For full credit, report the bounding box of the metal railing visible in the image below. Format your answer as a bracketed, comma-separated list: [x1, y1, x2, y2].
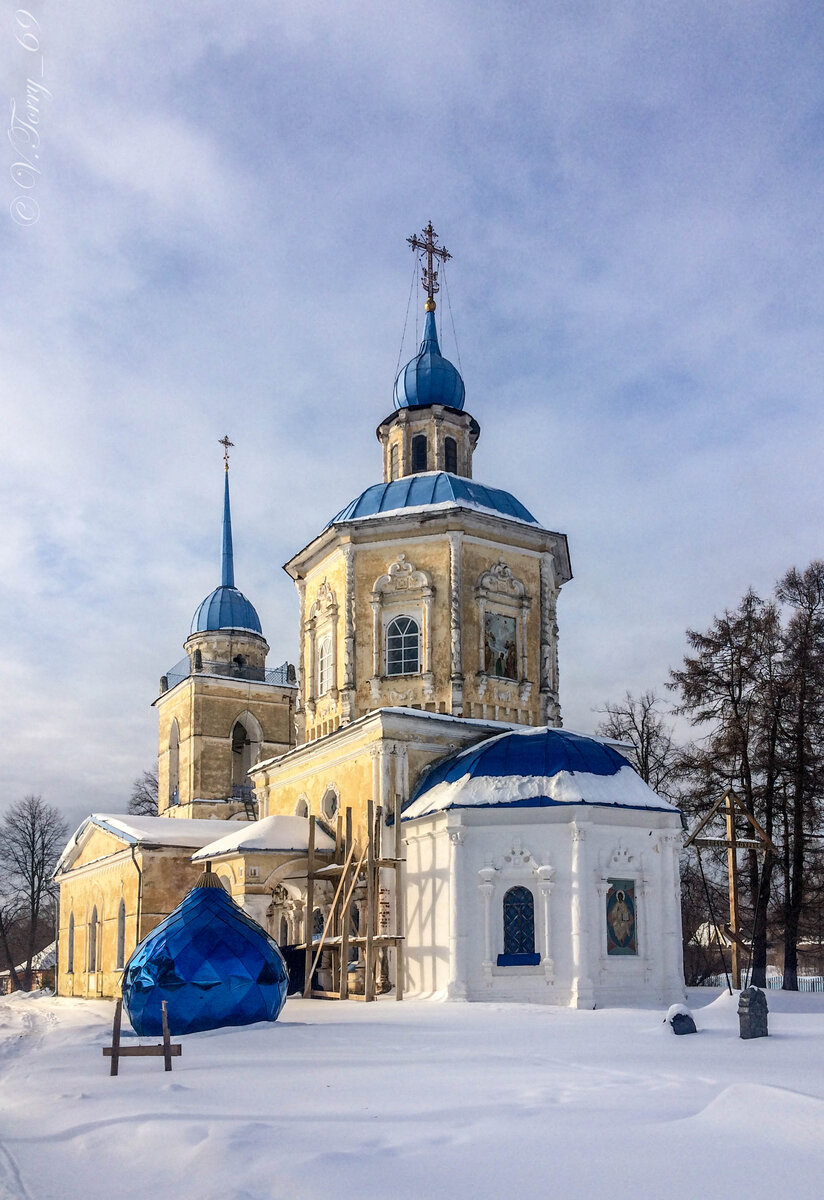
[700, 972, 824, 992]
[160, 657, 297, 693]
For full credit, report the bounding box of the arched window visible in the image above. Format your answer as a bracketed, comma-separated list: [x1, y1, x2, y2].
[278, 916, 289, 946]
[444, 436, 458, 474]
[67, 911, 75, 974]
[231, 720, 252, 789]
[317, 635, 333, 695]
[386, 615, 420, 676]
[88, 906, 99, 973]
[168, 720, 180, 806]
[321, 787, 339, 821]
[115, 899, 126, 970]
[295, 796, 309, 817]
[498, 886, 539, 965]
[390, 444, 399, 480]
[411, 434, 427, 473]
[312, 908, 324, 940]
[193, 648, 203, 671]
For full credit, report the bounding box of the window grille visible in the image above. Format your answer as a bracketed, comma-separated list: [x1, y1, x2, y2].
[502, 886, 536, 956]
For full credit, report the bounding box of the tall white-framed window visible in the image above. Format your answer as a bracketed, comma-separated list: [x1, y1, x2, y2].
[88, 906, 99, 973]
[385, 615, 420, 676]
[67, 911, 75, 974]
[370, 555, 434, 698]
[317, 635, 333, 695]
[390, 443, 399, 480]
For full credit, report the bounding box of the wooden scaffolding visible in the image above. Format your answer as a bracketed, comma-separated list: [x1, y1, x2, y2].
[298, 792, 405, 1001]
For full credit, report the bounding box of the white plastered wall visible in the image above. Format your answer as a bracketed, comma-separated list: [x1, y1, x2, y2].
[403, 805, 686, 1008]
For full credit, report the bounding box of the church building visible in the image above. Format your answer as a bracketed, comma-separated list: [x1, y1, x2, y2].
[55, 224, 685, 1009]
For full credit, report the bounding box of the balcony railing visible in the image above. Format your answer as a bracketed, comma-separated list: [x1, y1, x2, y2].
[160, 657, 297, 694]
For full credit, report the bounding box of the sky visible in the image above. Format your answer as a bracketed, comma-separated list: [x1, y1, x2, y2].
[2, 1, 823, 827]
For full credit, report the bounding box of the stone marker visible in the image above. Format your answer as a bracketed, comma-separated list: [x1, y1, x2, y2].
[738, 986, 769, 1039]
[666, 1003, 697, 1035]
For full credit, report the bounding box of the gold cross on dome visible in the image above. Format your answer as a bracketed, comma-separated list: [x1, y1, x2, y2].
[407, 221, 452, 312]
[219, 434, 234, 470]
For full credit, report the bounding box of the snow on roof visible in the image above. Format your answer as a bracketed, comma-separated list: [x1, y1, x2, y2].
[402, 765, 677, 819]
[401, 726, 678, 820]
[192, 815, 335, 860]
[56, 813, 250, 874]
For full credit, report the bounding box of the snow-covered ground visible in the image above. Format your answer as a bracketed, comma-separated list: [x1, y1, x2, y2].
[1, 989, 822, 1200]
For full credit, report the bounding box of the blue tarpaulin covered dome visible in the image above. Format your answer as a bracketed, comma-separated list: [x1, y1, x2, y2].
[121, 872, 288, 1036]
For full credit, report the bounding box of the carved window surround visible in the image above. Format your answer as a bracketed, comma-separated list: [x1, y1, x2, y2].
[477, 841, 555, 980]
[305, 579, 338, 716]
[475, 562, 533, 704]
[370, 554, 434, 701]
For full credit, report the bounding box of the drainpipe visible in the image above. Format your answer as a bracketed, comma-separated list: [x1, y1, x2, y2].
[129, 844, 143, 974]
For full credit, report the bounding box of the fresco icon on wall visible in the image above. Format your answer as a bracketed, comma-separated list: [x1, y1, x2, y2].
[606, 878, 637, 955]
[484, 613, 518, 679]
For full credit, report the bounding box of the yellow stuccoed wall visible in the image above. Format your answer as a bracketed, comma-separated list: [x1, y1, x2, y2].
[156, 678, 294, 813]
[57, 843, 207, 999]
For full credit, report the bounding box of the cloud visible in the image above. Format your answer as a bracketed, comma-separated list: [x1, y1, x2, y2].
[3, 0, 824, 817]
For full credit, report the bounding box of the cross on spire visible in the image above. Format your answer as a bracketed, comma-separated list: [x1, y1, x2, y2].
[407, 221, 451, 312]
[219, 434, 234, 471]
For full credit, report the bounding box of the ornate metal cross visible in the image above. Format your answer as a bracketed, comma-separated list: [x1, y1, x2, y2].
[219, 434, 234, 469]
[407, 221, 451, 311]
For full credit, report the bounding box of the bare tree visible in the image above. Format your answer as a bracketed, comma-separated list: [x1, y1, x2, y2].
[128, 769, 159, 816]
[596, 689, 680, 799]
[0, 796, 67, 991]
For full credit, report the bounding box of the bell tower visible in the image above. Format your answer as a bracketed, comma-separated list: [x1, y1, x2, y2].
[154, 440, 296, 818]
[285, 225, 572, 742]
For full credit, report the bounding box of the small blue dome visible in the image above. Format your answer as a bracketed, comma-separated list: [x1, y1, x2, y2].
[122, 874, 289, 1036]
[191, 585, 262, 635]
[394, 309, 465, 411]
[329, 472, 537, 527]
[402, 727, 677, 819]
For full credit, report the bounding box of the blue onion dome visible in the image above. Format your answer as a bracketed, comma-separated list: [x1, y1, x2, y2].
[402, 727, 679, 820]
[394, 309, 465, 411]
[190, 585, 262, 635]
[329, 471, 537, 527]
[122, 870, 288, 1035]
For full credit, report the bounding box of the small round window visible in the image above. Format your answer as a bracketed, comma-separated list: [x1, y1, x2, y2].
[321, 788, 339, 821]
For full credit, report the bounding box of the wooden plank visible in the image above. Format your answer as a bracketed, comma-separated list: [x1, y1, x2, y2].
[161, 1001, 173, 1072]
[394, 788, 404, 1001]
[103, 1045, 182, 1058]
[365, 798, 375, 1002]
[339, 807, 354, 1001]
[109, 999, 122, 1077]
[303, 816, 316, 999]
[305, 839, 358, 989]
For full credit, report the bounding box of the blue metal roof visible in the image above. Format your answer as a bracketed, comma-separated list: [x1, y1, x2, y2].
[191, 585, 262, 634]
[394, 309, 465, 411]
[401, 727, 678, 817]
[190, 468, 263, 634]
[329, 472, 538, 526]
[413, 729, 624, 796]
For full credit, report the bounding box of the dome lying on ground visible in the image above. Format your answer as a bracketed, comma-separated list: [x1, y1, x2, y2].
[122, 873, 288, 1036]
[402, 726, 679, 820]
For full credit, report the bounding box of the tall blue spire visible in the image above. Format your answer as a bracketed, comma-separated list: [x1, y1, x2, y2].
[189, 441, 263, 636]
[221, 468, 234, 588]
